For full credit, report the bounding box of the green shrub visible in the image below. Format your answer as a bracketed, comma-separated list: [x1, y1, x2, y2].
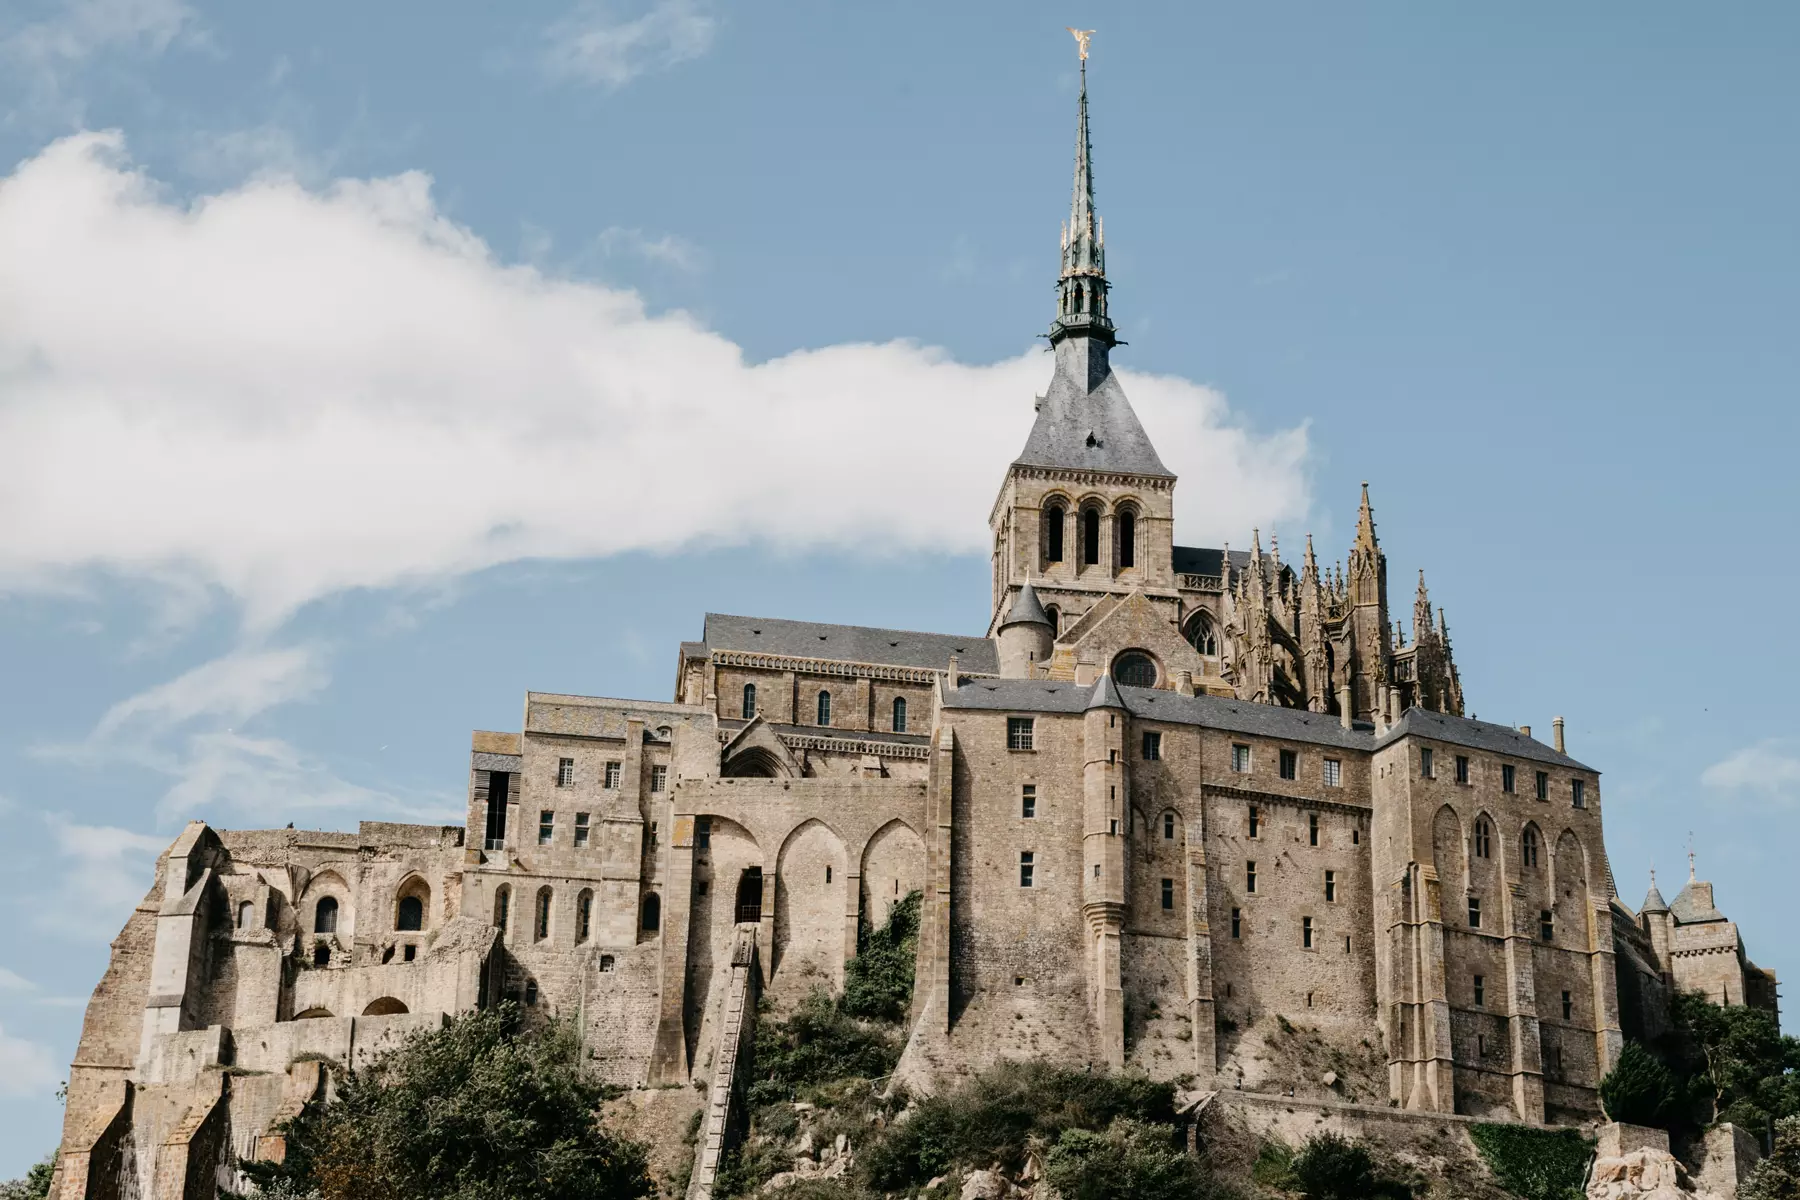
[1251, 1139, 1297, 1188]
[1291, 1131, 1412, 1199]
[1743, 1115, 1800, 1200]
[840, 891, 920, 1023]
[1600, 1041, 1676, 1128]
[862, 1060, 1179, 1189]
[1468, 1122, 1592, 1200]
[1043, 1119, 1235, 1200]
[746, 989, 902, 1106]
[0, 1153, 57, 1200]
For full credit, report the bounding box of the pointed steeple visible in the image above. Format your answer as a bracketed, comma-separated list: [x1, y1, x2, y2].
[1414, 569, 1432, 634]
[1303, 533, 1319, 576]
[1087, 672, 1127, 710]
[1641, 868, 1669, 915]
[1354, 482, 1379, 556]
[1051, 29, 1114, 351]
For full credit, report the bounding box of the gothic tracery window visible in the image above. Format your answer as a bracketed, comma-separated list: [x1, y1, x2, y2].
[1188, 613, 1218, 656]
[1114, 652, 1157, 689]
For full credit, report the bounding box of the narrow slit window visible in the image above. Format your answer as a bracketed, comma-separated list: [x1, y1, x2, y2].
[1474, 974, 1485, 1007]
[1562, 991, 1573, 1020]
[1021, 783, 1037, 819]
[1162, 811, 1175, 839]
[1536, 770, 1549, 801]
[1280, 749, 1297, 780]
[573, 812, 589, 848]
[538, 811, 555, 845]
[892, 696, 908, 733]
[1302, 916, 1314, 948]
[1308, 813, 1319, 846]
[742, 683, 756, 718]
[1540, 910, 1554, 942]
[1502, 764, 1516, 793]
[1230, 907, 1241, 938]
[1160, 878, 1174, 910]
[1572, 779, 1586, 809]
[1324, 870, 1336, 902]
[1421, 748, 1434, 778]
[1246, 861, 1258, 893]
[1468, 896, 1482, 928]
[1020, 851, 1035, 888]
[1455, 754, 1470, 784]
[1248, 807, 1259, 838]
[816, 690, 832, 726]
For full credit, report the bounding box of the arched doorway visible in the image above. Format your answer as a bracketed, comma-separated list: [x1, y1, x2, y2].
[735, 866, 764, 924]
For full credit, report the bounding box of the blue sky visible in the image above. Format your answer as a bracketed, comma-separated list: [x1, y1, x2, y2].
[2, 0, 1798, 1175]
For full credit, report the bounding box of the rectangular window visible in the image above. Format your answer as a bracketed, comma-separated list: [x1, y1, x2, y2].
[538, 811, 554, 845]
[650, 765, 667, 793]
[1232, 743, 1252, 773]
[1160, 878, 1174, 910]
[1468, 897, 1482, 928]
[1302, 915, 1314, 948]
[1021, 783, 1037, 819]
[1230, 907, 1241, 938]
[1540, 910, 1554, 942]
[1279, 749, 1298, 780]
[604, 761, 621, 789]
[1344, 935, 1352, 953]
[1246, 861, 1257, 893]
[1248, 807, 1260, 838]
[1007, 717, 1035, 751]
[1020, 851, 1035, 888]
[1502, 764, 1516, 794]
[1562, 991, 1573, 1021]
[1420, 747, 1434, 778]
[1323, 758, 1342, 788]
[1572, 779, 1586, 809]
[1474, 974, 1486, 1007]
[557, 757, 574, 787]
[1093, 863, 1100, 879]
[1478, 1034, 1486, 1057]
[573, 812, 589, 848]
[696, 815, 711, 849]
[1536, 770, 1549, 801]
[1352, 827, 1360, 845]
[1324, 870, 1336, 902]
[1142, 731, 1162, 761]
[1308, 813, 1319, 846]
[1455, 754, 1470, 784]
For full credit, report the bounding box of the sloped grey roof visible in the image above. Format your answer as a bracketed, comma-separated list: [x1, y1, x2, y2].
[1172, 547, 1252, 578]
[1374, 709, 1595, 772]
[1087, 674, 1126, 710]
[1670, 880, 1724, 925]
[1000, 583, 1052, 630]
[1014, 340, 1172, 479]
[704, 613, 998, 674]
[679, 641, 707, 660]
[1641, 882, 1669, 914]
[941, 678, 1095, 715]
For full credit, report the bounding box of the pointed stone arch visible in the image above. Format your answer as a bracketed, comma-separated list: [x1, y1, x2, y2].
[394, 873, 431, 932]
[301, 869, 354, 939]
[772, 819, 849, 1004]
[721, 714, 802, 778]
[860, 817, 924, 931]
[1431, 805, 1466, 924]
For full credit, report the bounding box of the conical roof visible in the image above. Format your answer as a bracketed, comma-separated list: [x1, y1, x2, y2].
[1086, 672, 1126, 711]
[999, 582, 1052, 630]
[1641, 880, 1669, 914]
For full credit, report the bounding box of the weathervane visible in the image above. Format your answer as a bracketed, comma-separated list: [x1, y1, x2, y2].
[1067, 27, 1095, 60]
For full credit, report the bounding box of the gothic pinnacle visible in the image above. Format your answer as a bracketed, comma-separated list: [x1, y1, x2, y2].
[1048, 28, 1115, 349]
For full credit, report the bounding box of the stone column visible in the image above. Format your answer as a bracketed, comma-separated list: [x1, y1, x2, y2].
[1501, 880, 1545, 1121]
[1082, 705, 1127, 1068]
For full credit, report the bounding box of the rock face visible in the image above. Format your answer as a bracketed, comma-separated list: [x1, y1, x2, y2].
[1587, 1149, 1726, 1200]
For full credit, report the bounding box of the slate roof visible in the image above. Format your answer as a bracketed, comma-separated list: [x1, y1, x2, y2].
[703, 613, 998, 674]
[1087, 673, 1126, 710]
[1374, 709, 1595, 773]
[1172, 547, 1252, 578]
[1641, 882, 1669, 914]
[1014, 341, 1172, 479]
[1000, 583, 1052, 629]
[679, 641, 707, 660]
[1670, 880, 1725, 925]
[715, 718, 932, 749]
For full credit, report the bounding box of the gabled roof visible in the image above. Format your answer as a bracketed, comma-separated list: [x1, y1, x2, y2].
[1087, 674, 1126, 711]
[1374, 708, 1595, 772]
[1014, 340, 1172, 479]
[703, 613, 998, 674]
[1670, 880, 1725, 925]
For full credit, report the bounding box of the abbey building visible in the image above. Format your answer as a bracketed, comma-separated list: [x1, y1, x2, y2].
[47, 50, 1774, 1200]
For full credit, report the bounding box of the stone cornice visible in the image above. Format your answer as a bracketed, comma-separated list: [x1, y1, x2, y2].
[1200, 782, 1372, 818]
[778, 733, 932, 761]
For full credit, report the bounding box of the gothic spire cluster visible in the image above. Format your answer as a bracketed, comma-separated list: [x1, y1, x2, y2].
[1050, 32, 1115, 349]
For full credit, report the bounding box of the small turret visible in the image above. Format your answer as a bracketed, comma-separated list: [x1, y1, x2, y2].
[996, 582, 1055, 677]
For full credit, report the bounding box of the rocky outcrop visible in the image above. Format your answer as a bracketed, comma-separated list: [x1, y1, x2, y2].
[1587, 1124, 1727, 1200]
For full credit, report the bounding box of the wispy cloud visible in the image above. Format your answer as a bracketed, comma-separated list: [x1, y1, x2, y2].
[1, 0, 199, 122]
[0, 133, 1312, 631]
[0, 968, 36, 993]
[596, 225, 703, 272]
[93, 644, 329, 740]
[0, 1022, 58, 1099]
[40, 817, 165, 937]
[541, 0, 716, 90]
[1701, 739, 1800, 809]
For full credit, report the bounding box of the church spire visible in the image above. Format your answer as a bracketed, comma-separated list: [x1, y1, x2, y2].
[1051, 29, 1115, 350]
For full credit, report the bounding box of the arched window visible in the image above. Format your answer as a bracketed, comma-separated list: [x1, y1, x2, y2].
[237, 900, 254, 930]
[1117, 509, 1136, 569]
[642, 892, 661, 932]
[742, 683, 756, 719]
[534, 887, 552, 942]
[892, 696, 907, 733]
[1045, 504, 1065, 564]
[577, 889, 593, 943]
[397, 895, 423, 932]
[817, 690, 832, 727]
[493, 885, 511, 933]
[1114, 652, 1157, 689]
[1188, 614, 1218, 656]
[1044, 605, 1061, 635]
[1074, 283, 1085, 313]
[313, 896, 339, 935]
[735, 867, 764, 924]
[1082, 507, 1101, 565]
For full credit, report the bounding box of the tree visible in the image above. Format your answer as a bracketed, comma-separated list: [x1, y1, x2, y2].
[1043, 1119, 1235, 1200]
[1290, 1132, 1412, 1200]
[1742, 1115, 1800, 1200]
[1600, 1041, 1676, 1127]
[1661, 991, 1800, 1130]
[236, 1003, 651, 1200]
[0, 1150, 55, 1200]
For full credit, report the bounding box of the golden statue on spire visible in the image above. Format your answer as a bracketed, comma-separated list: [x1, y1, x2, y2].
[1067, 27, 1095, 60]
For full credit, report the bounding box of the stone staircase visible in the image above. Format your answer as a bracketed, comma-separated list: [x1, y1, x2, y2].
[687, 924, 761, 1200]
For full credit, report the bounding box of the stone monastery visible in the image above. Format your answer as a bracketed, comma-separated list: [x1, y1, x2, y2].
[50, 46, 1777, 1200]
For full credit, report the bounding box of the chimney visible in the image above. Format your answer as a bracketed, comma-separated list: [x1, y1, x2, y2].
[1338, 684, 1353, 730]
[1176, 669, 1195, 697]
[1553, 716, 1565, 754]
[1519, 725, 1531, 739]
[947, 655, 960, 688]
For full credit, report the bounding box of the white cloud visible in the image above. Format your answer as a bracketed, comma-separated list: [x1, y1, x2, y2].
[596, 225, 703, 272]
[2, 0, 197, 121]
[0, 1022, 58, 1099]
[93, 644, 329, 739]
[542, 0, 716, 90]
[0, 132, 1312, 631]
[0, 968, 36, 993]
[1701, 739, 1800, 808]
[40, 818, 166, 937]
[156, 728, 456, 824]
